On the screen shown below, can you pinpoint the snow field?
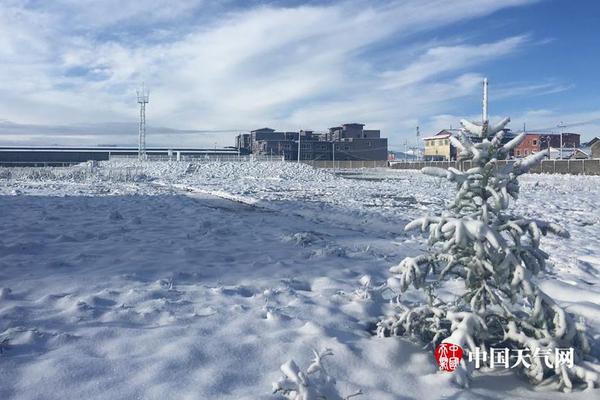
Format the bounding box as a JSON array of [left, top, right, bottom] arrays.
[[0, 161, 599, 399]]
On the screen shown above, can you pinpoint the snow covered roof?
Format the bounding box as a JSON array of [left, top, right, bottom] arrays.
[[422, 129, 454, 140], [584, 137, 600, 147], [423, 132, 452, 140], [546, 147, 589, 159]]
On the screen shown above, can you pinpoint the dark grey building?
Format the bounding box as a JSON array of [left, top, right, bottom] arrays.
[[236, 123, 388, 161], [235, 133, 251, 153]]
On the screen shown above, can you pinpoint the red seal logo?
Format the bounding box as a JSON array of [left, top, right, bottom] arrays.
[[435, 343, 463, 372]]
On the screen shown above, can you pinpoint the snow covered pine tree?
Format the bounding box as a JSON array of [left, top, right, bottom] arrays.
[[377, 116, 599, 390]]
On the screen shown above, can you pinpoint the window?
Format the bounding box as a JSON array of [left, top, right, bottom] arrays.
[[516, 150, 521, 156], [525, 150, 529, 155], [532, 140, 537, 146], [444, 139, 449, 145]]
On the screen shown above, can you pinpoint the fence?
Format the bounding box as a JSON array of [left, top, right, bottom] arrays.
[[0, 161, 80, 167], [301, 160, 388, 169], [0, 163, 147, 182], [389, 159, 600, 175], [109, 154, 284, 162]]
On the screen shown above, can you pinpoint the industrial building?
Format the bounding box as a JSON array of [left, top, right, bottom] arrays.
[[236, 123, 388, 161], [0, 146, 240, 166]]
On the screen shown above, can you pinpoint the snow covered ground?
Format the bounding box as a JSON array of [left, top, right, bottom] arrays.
[[0, 161, 599, 399]]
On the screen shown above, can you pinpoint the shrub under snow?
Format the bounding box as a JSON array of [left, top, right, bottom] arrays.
[[378, 116, 599, 391], [272, 348, 362, 400]]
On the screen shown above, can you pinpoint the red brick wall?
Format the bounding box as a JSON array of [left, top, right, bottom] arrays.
[[515, 133, 541, 157]]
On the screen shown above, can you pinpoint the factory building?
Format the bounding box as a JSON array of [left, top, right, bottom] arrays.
[[236, 123, 388, 161]]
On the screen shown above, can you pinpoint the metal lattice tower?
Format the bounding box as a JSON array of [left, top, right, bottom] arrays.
[[137, 84, 150, 160]]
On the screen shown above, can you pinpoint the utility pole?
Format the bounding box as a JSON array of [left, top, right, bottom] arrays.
[[332, 141, 335, 171], [416, 126, 420, 160], [558, 121, 565, 159], [297, 131, 301, 164]]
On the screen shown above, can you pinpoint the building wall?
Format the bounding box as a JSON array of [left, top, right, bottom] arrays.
[[246, 123, 388, 161], [363, 130, 381, 139], [332, 138, 387, 161], [424, 137, 451, 160], [340, 123, 365, 139], [515, 133, 541, 157], [592, 141, 600, 159], [235, 134, 251, 151], [549, 133, 580, 148], [514, 133, 581, 158]]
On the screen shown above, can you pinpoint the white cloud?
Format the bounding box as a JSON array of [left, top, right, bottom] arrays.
[[0, 0, 562, 147], [379, 36, 528, 89]]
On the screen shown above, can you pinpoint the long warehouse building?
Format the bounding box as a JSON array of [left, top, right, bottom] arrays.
[[0, 146, 243, 166]]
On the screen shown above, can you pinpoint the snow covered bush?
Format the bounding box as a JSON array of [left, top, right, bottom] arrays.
[[272, 348, 362, 400], [377, 116, 599, 390]]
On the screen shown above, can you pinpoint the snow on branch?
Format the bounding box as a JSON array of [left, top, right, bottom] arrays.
[[379, 111, 598, 391], [273, 348, 362, 400], [513, 150, 547, 175]]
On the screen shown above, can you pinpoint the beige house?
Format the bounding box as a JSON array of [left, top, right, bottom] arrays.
[[423, 130, 455, 161]]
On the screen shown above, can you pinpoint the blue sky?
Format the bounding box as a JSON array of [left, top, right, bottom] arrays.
[[0, 0, 599, 149]]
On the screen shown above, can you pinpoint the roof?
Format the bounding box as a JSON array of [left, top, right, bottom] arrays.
[[251, 127, 275, 133], [423, 130, 453, 140], [0, 146, 238, 154], [585, 137, 600, 146], [342, 123, 365, 127], [546, 147, 589, 159]]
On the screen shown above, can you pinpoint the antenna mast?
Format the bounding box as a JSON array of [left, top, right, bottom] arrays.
[[137, 84, 150, 160], [482, 78, 489, 124]]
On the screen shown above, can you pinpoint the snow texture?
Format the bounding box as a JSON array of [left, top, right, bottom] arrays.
[[1, 160, 599, 399]]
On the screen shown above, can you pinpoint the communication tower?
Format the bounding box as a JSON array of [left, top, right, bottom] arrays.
[[137, 84, 150, 160]]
